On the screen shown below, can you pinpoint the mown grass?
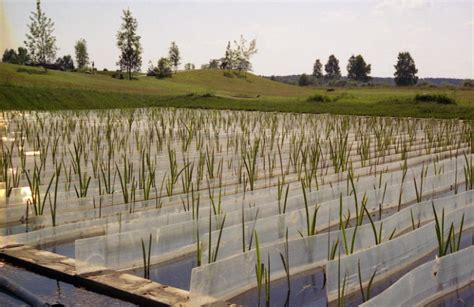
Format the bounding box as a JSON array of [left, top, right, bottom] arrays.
[[1, 85, 473, 119], [0, 63, 472, 119]]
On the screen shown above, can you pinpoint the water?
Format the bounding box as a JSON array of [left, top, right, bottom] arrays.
[[230, 227, 474, 306], [231, 268, 327, 307], [127, 254, 196, 290], [0, 288, 25, 306], [0, 262, 135, 306], [426, 284, 474, 307], [43, 241, 75, 258]]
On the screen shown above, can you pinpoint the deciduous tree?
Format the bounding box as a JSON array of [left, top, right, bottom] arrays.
[[347, 54, 371, 82], [75, 38, 89, 69], [156, 57, 172, 79], [233, 35, 257, 74], [55, 55, 74, 70], [324, 54, 341, 80], [24, 0, 57, 65], [2, 49, 18, 64], [298, 73, 310, 86], [168, 41, 181, 72], [221, 41, 234, 70], [312, 59, 323, 79], [116, 8, 142, 80], [394, 52, 418, 86]]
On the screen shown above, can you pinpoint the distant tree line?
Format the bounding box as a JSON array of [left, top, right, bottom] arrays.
[[2, 47, 30, 65], [297, 52, 418, 86]]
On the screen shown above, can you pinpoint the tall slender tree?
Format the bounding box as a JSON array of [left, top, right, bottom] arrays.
[[116, 8, 142, 80], [324, 55, 341, 80], [394, 52, 418, 86], [168, 41, 181, 73], [24, 0, 57, 66], [75, 38, 89, 69], [221, 41, 234, 70], [312, 59, 323, 79]]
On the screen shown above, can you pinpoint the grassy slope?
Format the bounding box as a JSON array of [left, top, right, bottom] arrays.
[[0, 63, 311, 97], [0, 63, 473, 119]]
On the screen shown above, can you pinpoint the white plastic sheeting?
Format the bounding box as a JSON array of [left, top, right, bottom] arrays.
[[325, 205, 474, 303], [74, 165, 465, 275], [361, 245, 474, 307], [187, 191, 474, 305]]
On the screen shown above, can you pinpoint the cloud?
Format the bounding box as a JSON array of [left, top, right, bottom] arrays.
[[373, 0, 432, 15], [320, 10, 357, 23], [405, 24, 432, 33]]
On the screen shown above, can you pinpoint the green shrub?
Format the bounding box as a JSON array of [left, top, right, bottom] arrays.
[[332, 92, 355, 102], [201, 92, 215, 98], [463, 80, 474, 88], [307, 94, 330, 102], [17, 68, 47, 75], [415, 94, 456, 105]]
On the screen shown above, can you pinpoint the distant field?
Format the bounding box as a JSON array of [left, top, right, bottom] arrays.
[[0, 63, 472, 119]]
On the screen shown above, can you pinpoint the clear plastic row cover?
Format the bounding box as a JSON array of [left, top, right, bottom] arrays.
[[75, 228, 160, 273], [4, 128, 458, 182], [201, 179, 472, 263], [2, 143, 463, 211], [74, 165, 465, 276], [104, 155, 467, 234], [0, 151, 467, 232], [134, 162, 467, 247], [325, 204, 474, 303], [188, 191, 474, 305], [5, 153, 463, 252], [361, 245, 474, 307]]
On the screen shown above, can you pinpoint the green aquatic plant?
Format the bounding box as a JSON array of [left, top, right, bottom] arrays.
[[357, 259, 377, 302], [301, 181, 319, 237], [24, 164, 54, 216], [279, 228, 291, 294], [141, 233, 152, 279], [432, 202, 465, 257], [243, 139, 260, 191]]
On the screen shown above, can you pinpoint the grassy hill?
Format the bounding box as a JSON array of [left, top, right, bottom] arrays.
[[0, 63, 473, 119], [0, 64, 312, 98]]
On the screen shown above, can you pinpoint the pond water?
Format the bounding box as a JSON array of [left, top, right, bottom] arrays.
[[0, 262, 134, 306], [231, 268, 327, 307], [126, 254, 196, 290], [43, 241, 75, 258], [426, 284, 474, 307]]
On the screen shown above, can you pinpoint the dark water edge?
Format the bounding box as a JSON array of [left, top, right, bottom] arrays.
[[0, 263, 135, 306], [127, 254, 196, 290], [43, 241, 76, 258], [0, 288, 26, 306], [426, 284, 474, 307], [231, 268, 327, 307], [230, 227, 474, 307]]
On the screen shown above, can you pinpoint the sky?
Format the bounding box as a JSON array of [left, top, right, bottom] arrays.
[[2, 0, 473, 78]]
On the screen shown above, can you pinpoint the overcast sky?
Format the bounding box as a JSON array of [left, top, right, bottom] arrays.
[[2, 0, 473, 78]]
